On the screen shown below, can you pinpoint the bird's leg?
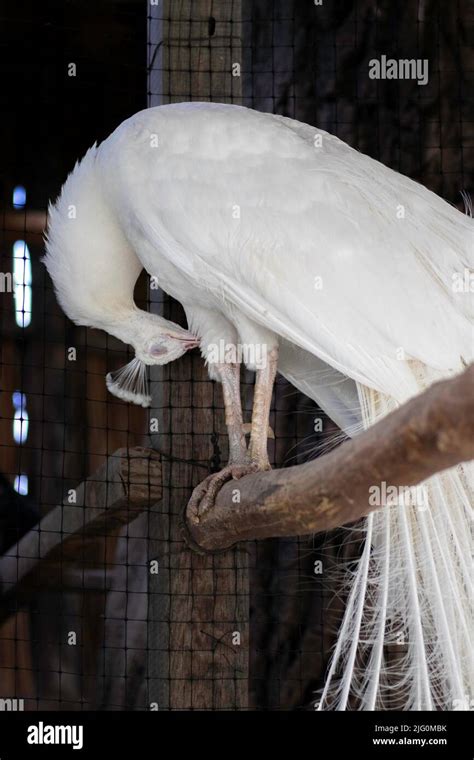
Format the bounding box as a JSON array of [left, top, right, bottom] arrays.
[[187, 362, 254, 521], [219, 362, 247, 465], [247, 345, 278, 470], [187, 348, 279, 526]]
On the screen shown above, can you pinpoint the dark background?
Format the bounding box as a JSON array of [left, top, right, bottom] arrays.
[[1, 0, 147, 512], [0, 0, 148, 711], [1, 0, 146, 205]]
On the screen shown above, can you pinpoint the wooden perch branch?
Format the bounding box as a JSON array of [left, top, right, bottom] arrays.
[[185, 365, 474, 553], [0, 447, 161, 603]]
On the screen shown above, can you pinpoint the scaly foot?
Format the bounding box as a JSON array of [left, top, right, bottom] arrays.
[[188, 462, 264, 521]]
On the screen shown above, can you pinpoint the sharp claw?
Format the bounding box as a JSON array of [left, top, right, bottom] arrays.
[[187, 463, 260, 522]]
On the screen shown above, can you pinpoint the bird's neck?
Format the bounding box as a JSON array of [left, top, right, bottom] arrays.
[[102, 307, 153, 349], [45, 145, 144, 335]]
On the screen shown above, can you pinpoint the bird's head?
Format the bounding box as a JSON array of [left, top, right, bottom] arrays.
[[133, 313, 200, 366], [106, 310, 199, 407]]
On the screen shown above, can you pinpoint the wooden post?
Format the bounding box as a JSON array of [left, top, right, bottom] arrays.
[[147, 0, 248, 710], [0, 448, 161, 605]]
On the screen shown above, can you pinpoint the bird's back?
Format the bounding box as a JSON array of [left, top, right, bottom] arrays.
[[95, 103, 472, 400]]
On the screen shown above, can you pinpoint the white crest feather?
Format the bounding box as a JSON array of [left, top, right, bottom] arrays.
[[106, 358, 151, 407]]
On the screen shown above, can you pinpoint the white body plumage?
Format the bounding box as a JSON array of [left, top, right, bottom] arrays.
[[44, 103, 474, 710]]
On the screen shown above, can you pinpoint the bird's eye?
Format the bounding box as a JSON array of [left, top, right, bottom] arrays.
[[149, 343, 168, 357]]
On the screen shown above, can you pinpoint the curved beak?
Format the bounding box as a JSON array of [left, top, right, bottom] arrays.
[[178, 337, 200, 350], [163, 328, 200, 351]]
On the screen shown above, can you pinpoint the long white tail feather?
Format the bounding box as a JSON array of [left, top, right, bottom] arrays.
[[417, 508, 465, 700], [363, 512, 391, 710], [426, 507, 471, 647], [335, 515, 374, 711], [319, 369, 473, 710], [398, 502, 433, 709], [317, 515, 374, 710]]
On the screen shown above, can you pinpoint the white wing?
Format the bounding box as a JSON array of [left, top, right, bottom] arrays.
[[99, 103, 473, 402]]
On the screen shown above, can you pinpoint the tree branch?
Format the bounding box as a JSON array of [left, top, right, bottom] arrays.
[[184, 365, 474, 552]]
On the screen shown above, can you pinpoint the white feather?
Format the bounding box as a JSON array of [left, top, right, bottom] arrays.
[[106, 357, 151, 407]]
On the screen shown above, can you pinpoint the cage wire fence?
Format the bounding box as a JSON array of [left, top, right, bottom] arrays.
[[0, 0, 472, 711]]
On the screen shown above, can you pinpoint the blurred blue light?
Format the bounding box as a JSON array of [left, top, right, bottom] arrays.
[[13, 186, 26, 209], [14, 474, 28, 495], [13, 407, 29, 444], [12, 391, 27, 411], [13, 241, 32, 284], [13, 241, 32, 327]]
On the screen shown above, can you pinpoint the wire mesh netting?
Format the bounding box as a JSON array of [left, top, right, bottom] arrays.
[[0, 0, 472, 711]]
